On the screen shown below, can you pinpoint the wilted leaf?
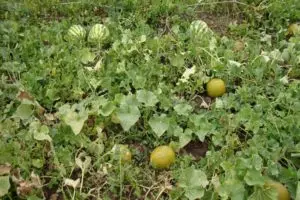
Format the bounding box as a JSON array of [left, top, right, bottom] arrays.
[[58, 104, 89, 135], [17, 91, 34, 101], [17, 181, 33, 197], [0, 164, 11, 176], [178, 66, 196, 83], [75, 153, 91, 173], [30, 172, 42, 188], [94, 58, 103, 70], [0, 176, 10, 197], [30, 121, 52, 142], [64, 178, 80, 189]]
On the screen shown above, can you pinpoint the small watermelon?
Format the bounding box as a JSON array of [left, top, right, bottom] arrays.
[[67, 25, 86, 40], [189, 20, 210, 38], [88, 24, 110, 43]]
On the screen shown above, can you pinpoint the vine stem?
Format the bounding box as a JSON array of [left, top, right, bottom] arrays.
[[155, 187, 166, 200]]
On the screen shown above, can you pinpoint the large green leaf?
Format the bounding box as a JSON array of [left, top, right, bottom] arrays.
[[136, 90, 158, 107], [244, 169, 265, 186], [99, 101, 115, 116], [174, 103, 193, 116], [117, 104, 140, 131], [13, 103, 34, 120], [218, 179, 246, 200], [178, 167, 209, 188], [248, 186, 277, 200], [184, 187, 205, 200], [148, 114, 169, 137], [179, 129, 193, 148], [178, 167, 208, 200], [79, 48, 96, 64], [0, 176, 10, 197]]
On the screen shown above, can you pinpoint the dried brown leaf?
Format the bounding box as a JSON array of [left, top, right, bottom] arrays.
[[0, 164, 11, 175]]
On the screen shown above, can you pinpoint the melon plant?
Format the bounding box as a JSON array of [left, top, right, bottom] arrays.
[[88, 24, 110, 43], [67, 25, 86, 41]]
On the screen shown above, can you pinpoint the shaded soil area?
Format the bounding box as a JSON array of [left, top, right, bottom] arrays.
[[197, 11, 244, 35]]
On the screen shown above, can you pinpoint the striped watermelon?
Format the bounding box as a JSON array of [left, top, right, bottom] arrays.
[[189, 20, 210, 38], [67, 25, 86, 40], [88, 24, 110, 43]]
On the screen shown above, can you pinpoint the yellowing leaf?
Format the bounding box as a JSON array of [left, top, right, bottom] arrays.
[[58, 104, 88, 135], [178, 65, 196, 83], [0, 164, 11, 176], [64, 178, 80, 189], [30, 121, 52, 142]]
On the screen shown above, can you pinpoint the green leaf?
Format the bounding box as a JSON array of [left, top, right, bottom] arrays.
[[178, 167, 209, 188], [219, 179, 245, 200], [174, 103, 193, 116], [179, 129, 193, 148], [170, 54, 185, 67], [13, 103, 34, 120], [244, 169, 265, 186], [249, 185, 277, 200], [87, 142, 104, 155], [79, 48, 96, 64], [251, 154, 263, 171], [0, 176, 10, 197], [194, 130, 207, 142], [194, 122, 214, 141], [119, 94, 138, 106], [58, 104, 89, 135], [184, 187, 205, 200], [136, 90, 158, 107], [99, 102, 115, 116], [117, 104, 140, 131], [30, 121, 52, 142], [149, 114, 169, 137], [191, 115, 215, 141]]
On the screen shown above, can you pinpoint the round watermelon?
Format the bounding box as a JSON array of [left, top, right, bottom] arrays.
[[189, 20, 210, 38], [88, 24, 110, 43], [67, 25, 86, 40]]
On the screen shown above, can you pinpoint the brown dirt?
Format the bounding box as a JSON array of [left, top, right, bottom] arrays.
[[197, 11, 244, 35], [180, 140, 208, 161]]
